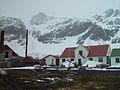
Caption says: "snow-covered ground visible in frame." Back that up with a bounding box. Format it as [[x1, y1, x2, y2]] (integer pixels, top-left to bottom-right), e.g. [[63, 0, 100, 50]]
[[3, 66, 35, 70], [82, 61, 101, 68], [6, 33, 79, 58], [62, 61, 75, 67]]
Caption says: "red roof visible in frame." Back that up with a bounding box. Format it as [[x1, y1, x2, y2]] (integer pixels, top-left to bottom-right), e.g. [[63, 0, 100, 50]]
[[86, 44, 109, 57], [60, 47, 76, 58], [60, 45, 109, 58]]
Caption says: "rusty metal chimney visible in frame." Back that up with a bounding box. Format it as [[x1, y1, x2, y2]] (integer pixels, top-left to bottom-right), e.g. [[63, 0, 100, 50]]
[[25, 29, 28, 65], [0, 30, 4, 50]]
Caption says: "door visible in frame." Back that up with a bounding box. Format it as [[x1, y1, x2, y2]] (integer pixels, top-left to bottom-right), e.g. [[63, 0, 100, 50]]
[[56, 59, 59, 66], [107, 56, 111, 65], [78, 59, 82, 66]]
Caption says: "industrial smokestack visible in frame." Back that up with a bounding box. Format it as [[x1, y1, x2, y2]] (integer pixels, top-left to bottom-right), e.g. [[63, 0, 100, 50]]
[[0, 30, 4, 50], [25, 29, 28, 65]]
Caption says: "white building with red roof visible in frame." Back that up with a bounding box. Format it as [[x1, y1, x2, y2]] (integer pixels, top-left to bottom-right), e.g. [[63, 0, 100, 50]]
[[60, 44, 111, 66]]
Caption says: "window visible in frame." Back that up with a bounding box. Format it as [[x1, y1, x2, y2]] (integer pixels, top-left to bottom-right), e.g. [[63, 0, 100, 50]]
[[79, 50, 83, 55], [5, 52, 9, 58], [116, 58, 120, 63], [99, 57, 103, 62], [62, 59, 65, 62], [89, 58, 93, 61], [71, 59, 74, 61]]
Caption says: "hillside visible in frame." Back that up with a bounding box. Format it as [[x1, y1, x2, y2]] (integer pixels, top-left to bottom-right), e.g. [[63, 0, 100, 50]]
[[0, 9, 120, 58]]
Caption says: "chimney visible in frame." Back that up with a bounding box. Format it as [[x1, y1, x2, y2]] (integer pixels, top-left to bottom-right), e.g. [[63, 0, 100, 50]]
[[25, 29, 28, 65], [0, 30, 4, 50]]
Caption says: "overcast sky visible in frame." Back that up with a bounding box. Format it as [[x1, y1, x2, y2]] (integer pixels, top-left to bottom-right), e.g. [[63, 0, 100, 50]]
[[0, 0, 120, 22]]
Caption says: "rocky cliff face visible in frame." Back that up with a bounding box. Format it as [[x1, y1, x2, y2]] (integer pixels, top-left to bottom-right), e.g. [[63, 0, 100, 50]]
[[0, 16, 26, 46], [29, 9, 120, 45], [91, 9, 120, 44]]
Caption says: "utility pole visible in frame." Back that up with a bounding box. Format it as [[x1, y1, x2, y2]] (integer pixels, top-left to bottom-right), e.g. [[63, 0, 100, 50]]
[[25, 29, 28, 66]]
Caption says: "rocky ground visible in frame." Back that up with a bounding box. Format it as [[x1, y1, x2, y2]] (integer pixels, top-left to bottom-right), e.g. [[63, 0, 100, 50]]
[[0, 69, 120, 90]]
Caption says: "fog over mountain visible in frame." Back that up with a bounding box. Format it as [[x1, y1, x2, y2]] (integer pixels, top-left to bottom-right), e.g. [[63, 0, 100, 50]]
[[0, 9, 120, 58]]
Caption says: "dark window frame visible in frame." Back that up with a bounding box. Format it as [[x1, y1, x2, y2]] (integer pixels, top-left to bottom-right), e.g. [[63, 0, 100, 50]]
[[71, 59, 74, 61], [89, 58, 93, 61], [79, 50, 83, 55], [62, 59, 65, 62], [98, 57, 103, 62], [5, 52, 9, 58], [116, 58, 120, 63]]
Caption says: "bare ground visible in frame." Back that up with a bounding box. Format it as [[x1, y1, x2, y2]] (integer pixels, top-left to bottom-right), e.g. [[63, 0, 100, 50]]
[[0, 69, 120, 90]]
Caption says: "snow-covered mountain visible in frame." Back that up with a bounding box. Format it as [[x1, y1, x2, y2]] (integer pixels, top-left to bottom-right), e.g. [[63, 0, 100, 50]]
[[29, 9, 120, 45], [0, 16, 26, 44], [29, 12, 55, 25], [91, 9, 120, 44], [0, 9, 120, 58]]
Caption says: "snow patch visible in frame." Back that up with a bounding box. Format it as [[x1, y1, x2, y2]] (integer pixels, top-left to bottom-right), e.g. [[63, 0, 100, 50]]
[[82, 61, 101, 68]]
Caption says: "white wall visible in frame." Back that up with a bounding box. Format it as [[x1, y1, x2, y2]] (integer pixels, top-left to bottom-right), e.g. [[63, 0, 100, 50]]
[[74, 45, 89, 65], [60, 58, 75, 65], [111, 57, 120, 65], [74, 58, 86, 65], [60, 58, 86, 65], [45, 56, 56, 65], [75, 45, 89, 58], [86, 57, 107, 64]]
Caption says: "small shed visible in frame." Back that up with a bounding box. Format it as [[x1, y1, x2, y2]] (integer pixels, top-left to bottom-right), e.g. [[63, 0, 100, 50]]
[[39, 54, 60, 66]]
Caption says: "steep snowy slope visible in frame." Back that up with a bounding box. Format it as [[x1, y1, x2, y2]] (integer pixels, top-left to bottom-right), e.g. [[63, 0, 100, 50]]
[[0, 16, 26, 45], [29, 9, 120, 45], [0, 9, 120, 58], [91, 9, 120, 44]]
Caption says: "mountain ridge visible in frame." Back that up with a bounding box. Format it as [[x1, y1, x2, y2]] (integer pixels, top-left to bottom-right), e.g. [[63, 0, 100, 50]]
[[0, 9, 120, 58]]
